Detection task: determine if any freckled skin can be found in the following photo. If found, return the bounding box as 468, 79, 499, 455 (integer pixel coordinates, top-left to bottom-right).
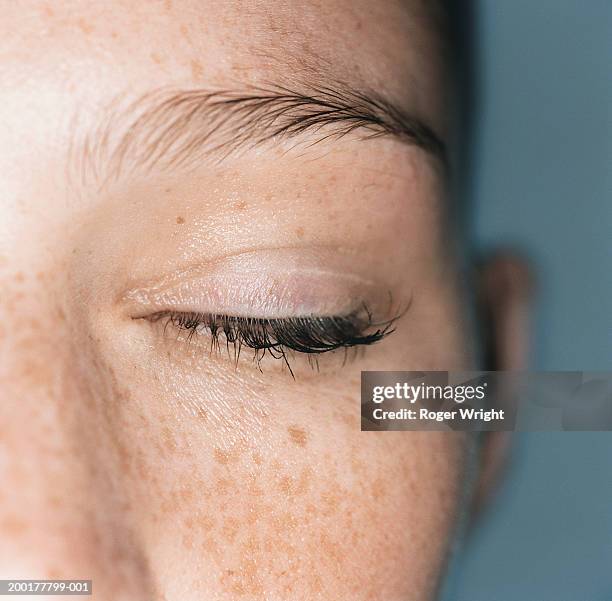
190, 59, 204, 80
0, 1, 475, 600
287, 426, 308, 447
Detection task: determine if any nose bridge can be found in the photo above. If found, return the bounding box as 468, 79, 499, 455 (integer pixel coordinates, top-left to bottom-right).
0, 270, 152, 599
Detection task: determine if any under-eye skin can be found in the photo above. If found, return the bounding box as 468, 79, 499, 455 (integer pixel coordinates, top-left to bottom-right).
145, 304, 402, 376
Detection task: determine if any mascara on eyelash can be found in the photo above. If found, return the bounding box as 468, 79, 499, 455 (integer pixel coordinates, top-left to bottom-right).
146, 302, 406, 376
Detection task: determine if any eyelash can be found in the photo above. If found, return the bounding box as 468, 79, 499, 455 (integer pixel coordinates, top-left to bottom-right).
148, 306, 400, 376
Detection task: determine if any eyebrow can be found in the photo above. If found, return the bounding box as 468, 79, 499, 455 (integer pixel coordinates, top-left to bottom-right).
75, 82, 446, 188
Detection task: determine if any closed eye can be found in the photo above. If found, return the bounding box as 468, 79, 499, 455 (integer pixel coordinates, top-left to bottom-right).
145, 304, 403, 378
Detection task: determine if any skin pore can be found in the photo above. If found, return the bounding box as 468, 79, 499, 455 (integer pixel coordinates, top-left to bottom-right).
0, 1, 479, 600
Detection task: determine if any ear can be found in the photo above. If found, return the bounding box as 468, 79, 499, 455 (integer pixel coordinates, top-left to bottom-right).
470, 252, 534, 520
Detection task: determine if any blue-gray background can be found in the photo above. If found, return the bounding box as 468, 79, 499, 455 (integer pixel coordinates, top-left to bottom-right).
443, 2, 612, 600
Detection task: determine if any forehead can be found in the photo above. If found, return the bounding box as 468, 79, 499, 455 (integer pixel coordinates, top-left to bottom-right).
2, 0, 445, 127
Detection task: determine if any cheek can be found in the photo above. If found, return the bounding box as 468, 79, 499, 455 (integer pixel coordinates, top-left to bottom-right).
63, 287, 473, 601
104, 353, 468, 600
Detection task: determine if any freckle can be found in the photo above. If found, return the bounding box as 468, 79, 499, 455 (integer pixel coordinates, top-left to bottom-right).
278, 475, 293, 495
246, 474, 263, 496
287, 425, 308, 447
221, 556, 263, 596
151, 52, 163, 65
162, 426, 176, 452
14, 272, 24, 283
190, 59, 204, 79
245, 503, 262, 524
176, 215, 185, 224
115, 439, 133, 474
48, 493, 62, 508
179, 487, 193, 502
234, 200, 248, 211
222, 516, 240, 543
180, 24, 189, 37
340, 412, 357, 427
320, 486, 341, 516
164, 0, 172, 10
55, 306, 66, 323
252, 452, 263, 465
0, 516, 28, 536
195, 405, 207, 420
319, 532, 344, 563
214, 448, 231, 465
202, 536, 219, 556
295, 226, 304, 239
42, 5, 54, 17
311, 574, 324, 593
351, 455, 364, 475
370, 476, 386, 501
199, 515, 214, 531
215, 477, 232, 495
77, 18, 94, 34
295, 467, 312, 494
135, 453, 149, 480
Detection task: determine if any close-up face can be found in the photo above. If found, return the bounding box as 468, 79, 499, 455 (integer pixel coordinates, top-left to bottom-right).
0, 1, 481, 599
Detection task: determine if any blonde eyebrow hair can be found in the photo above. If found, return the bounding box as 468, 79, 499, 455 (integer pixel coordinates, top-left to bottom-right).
73, 81, 446, 190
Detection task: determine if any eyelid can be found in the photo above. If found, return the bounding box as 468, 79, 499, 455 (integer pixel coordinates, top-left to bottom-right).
125, 271, 375, 319
122, 248, 381, 320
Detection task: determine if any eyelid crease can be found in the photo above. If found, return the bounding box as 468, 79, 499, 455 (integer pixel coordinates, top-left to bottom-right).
121, 244, 375, 296
121, 248, 384, 320
124, 265, 376, 304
